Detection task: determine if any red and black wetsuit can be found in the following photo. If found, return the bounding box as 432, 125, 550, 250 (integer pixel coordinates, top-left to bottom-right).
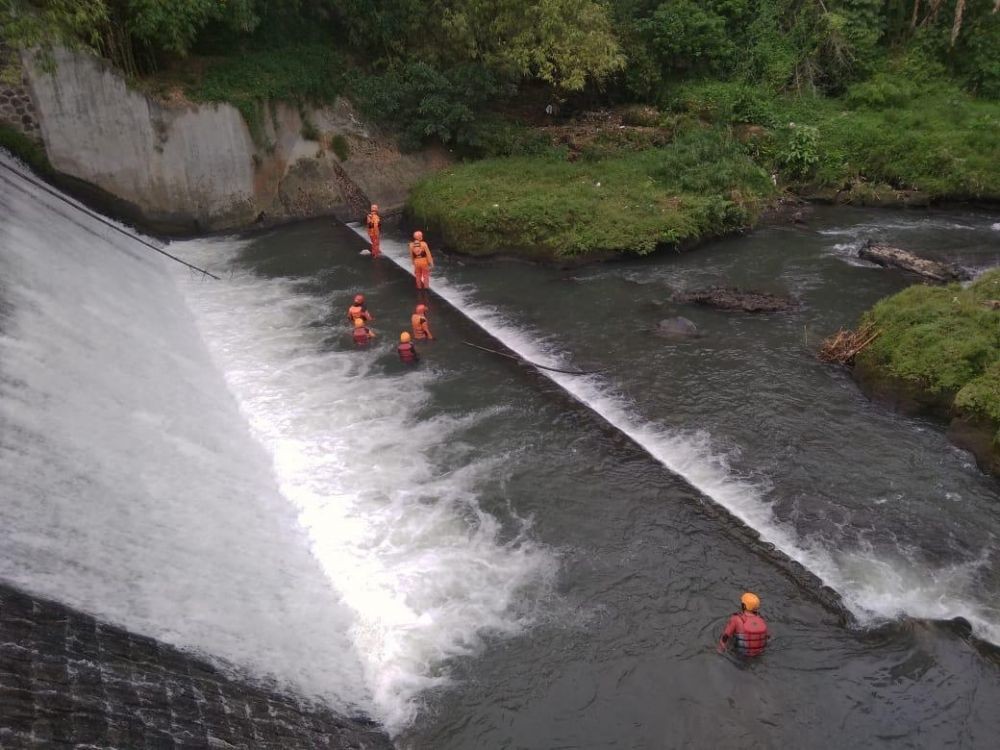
397, 342, 419, 363
719, 612, 769, 656
353, 327, 373, 346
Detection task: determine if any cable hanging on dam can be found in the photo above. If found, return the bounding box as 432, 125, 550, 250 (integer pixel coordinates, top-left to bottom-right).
0, 160, 220, 280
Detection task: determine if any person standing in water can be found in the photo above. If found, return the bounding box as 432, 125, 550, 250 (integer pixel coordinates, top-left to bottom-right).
347, 294, 372, 324
365, 204, 382, 258
411, 304, 434, 340
353, 317, 375, 346
397, 332, 419, 363
718, 592, 769, 657
409, 231, 434, 290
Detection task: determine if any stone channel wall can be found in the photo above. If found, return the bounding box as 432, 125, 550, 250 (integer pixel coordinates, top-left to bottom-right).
0, 583, 395, 749
0, 43, 40, 139
18, 47, 447, 234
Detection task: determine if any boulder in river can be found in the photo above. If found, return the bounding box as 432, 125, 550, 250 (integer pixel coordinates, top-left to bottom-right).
858, 241, 971, 282
673, 287, 797, 313
655, 316, 700, 338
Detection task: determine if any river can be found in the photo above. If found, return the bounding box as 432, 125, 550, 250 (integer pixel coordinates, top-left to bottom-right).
2, 154, 1000, 747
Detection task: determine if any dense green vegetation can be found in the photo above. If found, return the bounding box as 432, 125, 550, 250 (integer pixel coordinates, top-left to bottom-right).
410, 127, 775, 257
3, 1, 999, 256
858, 270, 1000, 442
0, 122, 52, 175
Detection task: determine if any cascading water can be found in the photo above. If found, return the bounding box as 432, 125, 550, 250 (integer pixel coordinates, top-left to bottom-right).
0, 156, 371, 711
0, 156, 555, 733
352, 226, 1000, 646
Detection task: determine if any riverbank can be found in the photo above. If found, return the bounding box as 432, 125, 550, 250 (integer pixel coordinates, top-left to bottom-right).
851, 269, 1000, 476
407, 73, 1000, 261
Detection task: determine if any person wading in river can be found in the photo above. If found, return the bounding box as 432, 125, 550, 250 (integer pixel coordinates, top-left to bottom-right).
398, 331, 419, 363
409, 231, 434, 290
718, 592, 769, 657
353, 317, 375, 347
411, 304, 434, 340
347, 294, 372, 324
366, 204, 381, 258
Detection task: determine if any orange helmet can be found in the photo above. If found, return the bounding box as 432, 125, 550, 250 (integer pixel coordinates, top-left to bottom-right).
400, 332, 411, 343
415, 304, 427, 314
353, 317, 366, 328
741, 592, 760, 612
413, 230, 423, 241
353, 294, 364, 304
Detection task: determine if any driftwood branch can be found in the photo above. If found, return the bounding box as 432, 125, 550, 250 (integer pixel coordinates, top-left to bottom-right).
819, 323, 880, 365
858, 242, 969, 282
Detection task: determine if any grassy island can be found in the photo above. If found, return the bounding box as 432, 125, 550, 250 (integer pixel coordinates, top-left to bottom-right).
854, 270, 1000, 473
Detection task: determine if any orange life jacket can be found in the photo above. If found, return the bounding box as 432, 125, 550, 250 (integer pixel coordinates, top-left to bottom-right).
367, 213, 380, 234
410, 241, 430, 266
411, 313, 429, 338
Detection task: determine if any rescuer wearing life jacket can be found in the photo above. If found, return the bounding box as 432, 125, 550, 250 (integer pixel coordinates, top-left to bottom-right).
718, 592, 769, 656
409, 231, 434, 290
411, 304, 434, 340
397, 331, 419, 363
353, 316, 375, 346
347, 294, 372, 324
366, 204, 381, 258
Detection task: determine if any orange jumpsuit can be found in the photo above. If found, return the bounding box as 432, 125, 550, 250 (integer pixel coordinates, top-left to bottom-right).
366, 211, 381, 257
409, 240, 433, 289
411, 313, 432, 340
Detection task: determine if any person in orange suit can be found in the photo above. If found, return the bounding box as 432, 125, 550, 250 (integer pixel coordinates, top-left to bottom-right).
411, 304, 434, 340
366, 204, 381, 258
409, 231, 434, 290
347, 294, 372, 324
352, 316, 375, 346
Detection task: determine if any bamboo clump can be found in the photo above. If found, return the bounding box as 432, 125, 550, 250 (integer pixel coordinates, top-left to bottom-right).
818, 323, 880, 365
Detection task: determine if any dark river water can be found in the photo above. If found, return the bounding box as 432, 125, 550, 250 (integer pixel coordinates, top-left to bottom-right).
184, 208, 1000, 748
6, 155, 1000, 748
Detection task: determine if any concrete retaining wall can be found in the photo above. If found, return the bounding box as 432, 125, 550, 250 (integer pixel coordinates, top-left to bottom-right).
19, 48, 447, 234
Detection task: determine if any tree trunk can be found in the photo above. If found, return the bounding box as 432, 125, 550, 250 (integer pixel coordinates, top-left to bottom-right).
911, 0, 921, 29
951, 0, 967, 46
858, 242, 970, 282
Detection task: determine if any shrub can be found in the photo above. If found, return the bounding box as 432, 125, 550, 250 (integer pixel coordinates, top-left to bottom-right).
779, 124, 820, 179
330, 133, 350, 161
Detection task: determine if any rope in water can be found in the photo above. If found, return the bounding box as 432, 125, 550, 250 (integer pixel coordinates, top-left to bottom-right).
0, 160, 220, 280
462, 341, 602, 376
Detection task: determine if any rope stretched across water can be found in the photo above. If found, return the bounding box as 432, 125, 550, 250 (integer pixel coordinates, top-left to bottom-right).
0, 160, 220, 280
462, 341, 603, 376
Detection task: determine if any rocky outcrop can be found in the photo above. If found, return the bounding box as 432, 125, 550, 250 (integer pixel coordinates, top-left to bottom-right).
0, 42, 40, 139
858, 241, 971, 282
674, 287, 797, 313
19, 48, 447, 234
0, 583, 394, 749
655, 317, 700, 338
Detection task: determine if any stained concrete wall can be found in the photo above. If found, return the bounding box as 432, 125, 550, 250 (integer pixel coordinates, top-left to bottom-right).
20, 48, 447, 234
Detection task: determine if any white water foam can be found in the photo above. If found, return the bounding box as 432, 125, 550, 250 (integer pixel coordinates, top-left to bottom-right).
0, 157, 371, 711
172, 239, 556, 732
356, 227, 1000, 646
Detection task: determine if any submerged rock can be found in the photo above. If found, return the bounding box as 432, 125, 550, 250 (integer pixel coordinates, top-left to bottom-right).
673, 287, 796, 313
858, 241, 971, 282
655, 316, 700, 338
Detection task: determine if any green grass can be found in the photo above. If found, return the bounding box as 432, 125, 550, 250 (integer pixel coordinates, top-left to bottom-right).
161, 44, 347, 147
409, 127, 776, 259
0, 124, 52, 176
859, 270, 1000, 441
